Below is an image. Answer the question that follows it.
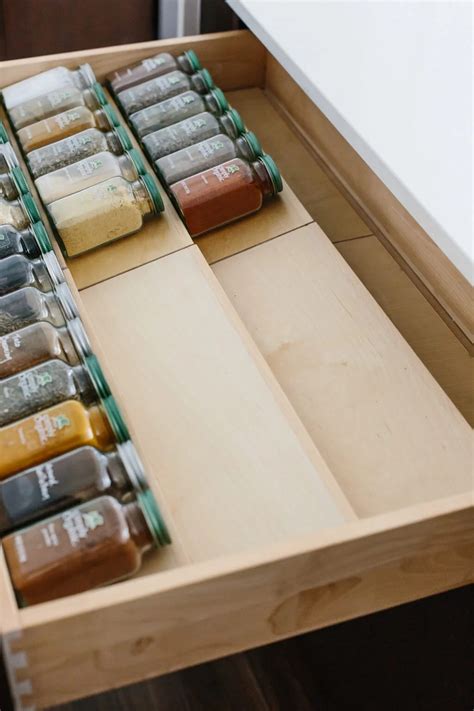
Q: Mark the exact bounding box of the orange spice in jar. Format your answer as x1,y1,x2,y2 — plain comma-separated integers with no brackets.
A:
170,155,283,236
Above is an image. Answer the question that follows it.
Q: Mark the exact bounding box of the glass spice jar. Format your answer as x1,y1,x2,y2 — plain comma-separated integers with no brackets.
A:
0,251,63,296
171,154,283,236
27,125,132,179
0,282,78,336
3,490,170,606
142,107,245,162
0,398,118,479
0,166,31,202
35,148,146,205
0,143,19,175
108,48,201,93
48,174,164,256
130,87,228,139
0,192,41,230
0,440,146,534
0,224,44,261
0,316,90,379
118,68,215,116
156,131,263,186
17,104,118,154
2,63,96,110
8,81,107,131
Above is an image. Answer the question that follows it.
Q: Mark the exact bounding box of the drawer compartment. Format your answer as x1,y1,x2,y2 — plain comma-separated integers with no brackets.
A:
1,30,472,711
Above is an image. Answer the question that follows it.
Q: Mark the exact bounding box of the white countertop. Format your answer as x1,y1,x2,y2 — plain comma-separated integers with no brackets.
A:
228,0,473,284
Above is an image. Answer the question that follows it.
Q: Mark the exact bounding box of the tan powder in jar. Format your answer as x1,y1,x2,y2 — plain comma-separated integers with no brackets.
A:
48,177,147,256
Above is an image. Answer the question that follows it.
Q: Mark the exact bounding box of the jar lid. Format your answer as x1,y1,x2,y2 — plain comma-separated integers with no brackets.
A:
127,148,147,176
0,122,8,143
226,108,245,136
0,143,19,169
10,166,29,195
102,395,130,442
84,354,112,400
137,488,171,547
20,193,41,223
114,125,132,151
102,104,120,128
79,63,97,87
116,440,148,492
140,173,164,213
198,68,215,91
55,282,79,320
67,317,92,359
31,221,52,253
184,49,202,72
92,82,108,106
42,251,64,286
210,87,228,115
241,131,263,159
259,154,283,194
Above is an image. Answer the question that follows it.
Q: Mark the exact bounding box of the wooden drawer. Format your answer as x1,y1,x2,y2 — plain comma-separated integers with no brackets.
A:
0,31,472,711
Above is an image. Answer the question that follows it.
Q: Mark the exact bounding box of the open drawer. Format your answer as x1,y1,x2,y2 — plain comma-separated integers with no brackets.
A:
0,31,472,711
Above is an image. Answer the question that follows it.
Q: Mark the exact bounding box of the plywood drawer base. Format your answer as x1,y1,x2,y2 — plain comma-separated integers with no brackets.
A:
0,31,472,711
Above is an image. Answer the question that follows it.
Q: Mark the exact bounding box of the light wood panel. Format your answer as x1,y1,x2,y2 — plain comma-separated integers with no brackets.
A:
226,88,370,242
0,30,266,90
337,235,474,425
6,494,473,709
79,245,352,565
213,224,472,517
265,55,474,345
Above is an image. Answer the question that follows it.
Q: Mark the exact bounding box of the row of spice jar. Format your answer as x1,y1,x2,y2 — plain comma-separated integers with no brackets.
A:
0,131,171,605
107,48,283,236
1,67,165,256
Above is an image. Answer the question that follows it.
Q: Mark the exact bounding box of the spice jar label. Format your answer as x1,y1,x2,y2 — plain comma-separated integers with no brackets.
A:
33,411,71,445
0,332,21,365
143,56,167,71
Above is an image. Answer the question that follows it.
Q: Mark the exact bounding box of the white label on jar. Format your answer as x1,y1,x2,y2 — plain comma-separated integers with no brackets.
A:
17,369,53,399
212,163,239,182
55,110,81,129
35,463,60,501
32,411,71,445
77,157,103,177
0,332,21,364
49,89,75,108
198,140,224,159
40,522,59,548
14,534,27,563
144,57,166,71
62,508,104,547
183,118,206,137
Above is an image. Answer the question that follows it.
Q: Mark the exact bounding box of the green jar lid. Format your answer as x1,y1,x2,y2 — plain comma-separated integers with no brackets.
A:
141,173,164,213
92,82,108,106
137,488,171,547
241,131,263,159
114,125,132,151
227,108,245,136
102,395,130,442
31,221,52,253
184,49,202,72
127,147,146,176
21,193,41,223
0,122,8,143
198,68,215,91
103,104,120,128
210,87,228,115
10,166,29,195
84,354,112,400
259,154,283,194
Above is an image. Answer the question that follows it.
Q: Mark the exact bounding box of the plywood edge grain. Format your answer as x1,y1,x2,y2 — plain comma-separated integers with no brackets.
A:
265,55,474,345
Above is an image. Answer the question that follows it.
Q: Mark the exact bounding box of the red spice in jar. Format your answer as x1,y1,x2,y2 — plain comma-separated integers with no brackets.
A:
170,155,282,236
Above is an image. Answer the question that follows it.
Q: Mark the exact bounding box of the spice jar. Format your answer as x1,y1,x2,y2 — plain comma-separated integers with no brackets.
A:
0,251,63,296
0,440,145,534
157,131,263,186
35,148,146,205
17,104,118,153
3,490,170,606
0,399,117,479
27,125,132,179
130,87,228,139
0,282,78,336
0,222,51,259
0,192,41,230
0,143,19,175
2,64,96,110
108,48,201,93
0,316,90,379
0,166,31,202
171,154,283,236
8,81,107,131
118,68,214,116
48,174,164,256
143,108,245,162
